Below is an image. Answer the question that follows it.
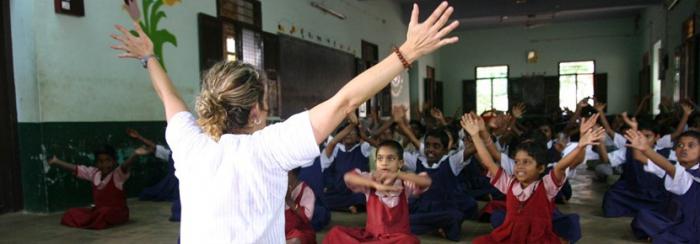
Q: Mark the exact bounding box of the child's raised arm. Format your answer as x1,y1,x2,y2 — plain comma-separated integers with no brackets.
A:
48,156,77,172
553,114,605,182
325,119,356,157
306,3,459,144
126,128,156,151
475,114,502,162
119,146,151,173
625,129,678,177
111,23,188,121
671,101,694,141
462,113,499,176
593,101,615,138
394,106,421,149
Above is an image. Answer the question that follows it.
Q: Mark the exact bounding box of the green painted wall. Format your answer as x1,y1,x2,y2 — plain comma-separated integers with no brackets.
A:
19,122,168,212
436,17,642,115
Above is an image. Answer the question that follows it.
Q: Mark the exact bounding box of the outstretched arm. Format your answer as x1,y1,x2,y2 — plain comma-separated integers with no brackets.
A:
48,156,77,172
462,113,500,176
111,23,188,121
671,102,694,141
307,3,459,144
119,146,151,173
625,129,678,177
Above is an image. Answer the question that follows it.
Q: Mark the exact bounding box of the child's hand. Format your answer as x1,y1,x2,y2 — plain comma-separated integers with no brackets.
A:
474,113,487,132
48,156,59,165
373,182,403,194
594,101,607,112
579,127,605,147
111,21,154,59
624,129,651,152
347,112,359,125
392,106,407,124
134,146,151,156
681,101,694,116
375,171,399,185
577,97,591,109
579,113,599,135
621,112,638,130
126,128,141,139
460,113,480,136
511,103,526,119
430,108,445,121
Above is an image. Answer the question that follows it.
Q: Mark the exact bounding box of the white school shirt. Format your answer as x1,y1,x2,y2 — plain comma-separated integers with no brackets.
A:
643,161,700,195
613,133,674,151
320,142,372,171
403,150,470,176
608,146,677,168
166,111,320,244
155,145,171,161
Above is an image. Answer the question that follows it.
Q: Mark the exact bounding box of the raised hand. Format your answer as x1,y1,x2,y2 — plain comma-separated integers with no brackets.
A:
347,112,359,125
511,103,527,119
48,155,59,165
594,100,607,112
134,145,152,156
460,113,480,136
392,106,407,124
430,108,445,121
681,101,694,116
624,129,651,152
401,2,460,62
126,128,141,139
579,127,605,147
577,97,591,109
621,112,638,130
111,21,154,59
580,113,599,135
475,113,487,132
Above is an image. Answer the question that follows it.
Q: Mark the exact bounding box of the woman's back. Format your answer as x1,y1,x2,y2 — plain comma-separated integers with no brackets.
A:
168,111,320,243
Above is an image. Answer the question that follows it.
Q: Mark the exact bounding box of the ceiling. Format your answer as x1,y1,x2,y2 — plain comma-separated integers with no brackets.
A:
394,0,665,29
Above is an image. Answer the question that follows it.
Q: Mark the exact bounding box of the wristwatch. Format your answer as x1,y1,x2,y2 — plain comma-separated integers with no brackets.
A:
140,54,156,68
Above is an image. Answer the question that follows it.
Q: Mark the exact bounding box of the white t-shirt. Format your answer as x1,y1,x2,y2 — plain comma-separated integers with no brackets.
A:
166,111,320,244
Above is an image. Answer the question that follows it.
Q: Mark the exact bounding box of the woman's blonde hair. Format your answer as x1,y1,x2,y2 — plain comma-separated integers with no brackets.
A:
196,61,265,140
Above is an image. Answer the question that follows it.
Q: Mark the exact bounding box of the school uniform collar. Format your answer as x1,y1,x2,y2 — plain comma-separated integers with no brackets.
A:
338,143,360,152
420,155,448,169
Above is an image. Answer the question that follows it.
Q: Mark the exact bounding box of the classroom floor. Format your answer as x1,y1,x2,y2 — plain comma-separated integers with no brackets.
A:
0,169,646,244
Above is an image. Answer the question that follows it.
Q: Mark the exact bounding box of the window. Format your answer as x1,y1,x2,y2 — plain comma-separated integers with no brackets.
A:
652,40,662,115
559,61,595,110
476,65,508,114
224,24,237,62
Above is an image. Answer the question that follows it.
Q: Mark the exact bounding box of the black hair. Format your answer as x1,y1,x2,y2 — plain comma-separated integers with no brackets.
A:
512,141,549,169
637,120,661,135
425,129,449,149
409,120,426,137
93,145,117,161
377,140,404,160
676,131,700,147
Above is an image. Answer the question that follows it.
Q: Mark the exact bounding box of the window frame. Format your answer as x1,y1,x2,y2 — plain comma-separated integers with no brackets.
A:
474,64,509,114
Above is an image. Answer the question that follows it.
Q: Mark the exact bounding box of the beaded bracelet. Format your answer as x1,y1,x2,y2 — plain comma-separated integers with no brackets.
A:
393,46,411,69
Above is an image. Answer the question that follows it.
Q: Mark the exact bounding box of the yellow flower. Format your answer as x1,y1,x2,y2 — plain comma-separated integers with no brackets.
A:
162,0,181,6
